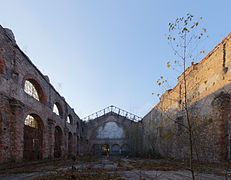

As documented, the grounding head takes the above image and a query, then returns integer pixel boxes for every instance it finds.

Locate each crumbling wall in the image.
[84,112,135,155]
[0,25,84,163]
[143,33,231,162]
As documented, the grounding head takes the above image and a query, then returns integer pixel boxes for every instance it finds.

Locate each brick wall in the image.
[142,33,231,162]
[0,25,85,163]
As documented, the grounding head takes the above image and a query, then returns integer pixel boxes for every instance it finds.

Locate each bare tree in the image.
[154,13,208,180]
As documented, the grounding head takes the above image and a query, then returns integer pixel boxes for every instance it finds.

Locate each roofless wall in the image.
[142,33,231,162]
[0,25,85,162]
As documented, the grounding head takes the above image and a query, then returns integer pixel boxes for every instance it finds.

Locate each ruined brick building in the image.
[0,26,84,163]
[0,24,231,163]
[83,105,141,156]
[142,33,231,162]
[0,25,141,163]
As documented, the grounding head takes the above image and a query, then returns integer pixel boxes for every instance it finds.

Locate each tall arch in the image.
[54,126,63,158]
[68,132,73,157]
[212,92,231,160]
[23,114,43,161]
[23,75,46,104]
[111,144,120,155]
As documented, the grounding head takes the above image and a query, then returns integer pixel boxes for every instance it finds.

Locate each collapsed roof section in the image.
[82,105,142,122]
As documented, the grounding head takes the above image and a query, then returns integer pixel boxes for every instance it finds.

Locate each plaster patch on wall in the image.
[96,122,124,139]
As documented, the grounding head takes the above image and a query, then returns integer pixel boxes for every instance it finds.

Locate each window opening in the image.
[53,104,60,116]
[24,115,38,128]
[67,115,71,124]
[24,80,39,101]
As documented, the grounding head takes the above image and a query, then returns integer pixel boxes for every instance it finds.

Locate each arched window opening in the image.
[24,80,39,101]
[53,102,63,118]
[53,104,60,116]
[24,114,39,128]
[23,114,43,161]
[67,115,73,124]
[111,144,120,155]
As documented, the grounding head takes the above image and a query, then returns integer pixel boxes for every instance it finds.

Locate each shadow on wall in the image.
[143,83,231,162]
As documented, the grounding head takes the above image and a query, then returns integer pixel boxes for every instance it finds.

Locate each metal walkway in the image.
[82,105,142,122]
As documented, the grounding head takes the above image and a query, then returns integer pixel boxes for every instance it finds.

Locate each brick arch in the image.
[110,143,121,149]
[53,101,64,118]
[68,132,73,156]
[110,144,121,155]
[111,143,121,147]
[89,120,123,140]
[211,91,231,107]
[54,125,63,158]
[211,92,231,161]
[23,113,44,161]
[22,74,47,104]
[22,109,46,127]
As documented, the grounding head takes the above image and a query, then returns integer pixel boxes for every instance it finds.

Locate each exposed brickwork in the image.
[0,25,84,163]
[142,33,231,162]
[1,23,230,163]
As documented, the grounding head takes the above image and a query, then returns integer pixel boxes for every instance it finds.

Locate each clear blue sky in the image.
[0,0,230,118]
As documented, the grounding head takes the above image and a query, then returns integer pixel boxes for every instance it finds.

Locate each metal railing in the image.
[82,105,142,122]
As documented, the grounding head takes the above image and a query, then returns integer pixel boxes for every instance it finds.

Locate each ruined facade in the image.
[83,105,141,155]
[0,26,84,163]
[142,33,231,162]
[1,23,231,164]
[0,26,141,163]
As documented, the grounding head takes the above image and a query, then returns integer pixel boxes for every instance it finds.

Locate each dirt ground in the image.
[0,157,230,180]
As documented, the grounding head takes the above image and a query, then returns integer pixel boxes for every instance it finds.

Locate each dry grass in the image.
[1,157,230,178]
[33,168,125,180]
[129,159,231,176]
[0,156,101,174]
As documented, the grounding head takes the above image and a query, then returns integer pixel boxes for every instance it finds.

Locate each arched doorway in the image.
[54,126,62,158]
[23,114,43,161]
[111,144,120,155]
[68,132,73,157]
